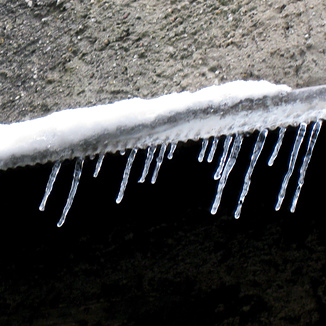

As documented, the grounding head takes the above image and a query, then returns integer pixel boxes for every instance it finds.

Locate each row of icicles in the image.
[39,120,322,227]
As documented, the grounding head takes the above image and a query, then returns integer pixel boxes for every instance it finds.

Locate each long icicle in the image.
[39,160,62,211]
[138,146,156,183]
[57,157,84,227]
[151,143,167,184]
[234,129,268,219]
[268,127,286,166]
[275,123,307,211]
[290,120,322,212]
[214,135,233,180]
[168,142,177,160]
[116,148,138,203]
[211,134,243,215]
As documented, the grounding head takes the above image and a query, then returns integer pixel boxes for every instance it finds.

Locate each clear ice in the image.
[268,127,286,166]
[93,154,105,178]
[214,135,233,180]
[275,123,307,211]
[234,129,268,219]
[207,137,219,163]
[198,139,209,162]
[39,160,62,211]
[57,157,84,227]
[211,134,243,215]
[116,148,138,203]
[138,146,156,183]
[290,120,322,212]
[151,143,167,184]
[168,142,177,160]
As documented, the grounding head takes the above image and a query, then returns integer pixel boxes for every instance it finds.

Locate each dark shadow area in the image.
[1,123,326,325]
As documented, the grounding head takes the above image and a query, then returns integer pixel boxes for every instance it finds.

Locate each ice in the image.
[268,127,286,166]
[290,121,322,212]
[198,139,209,162]
[168,142,177,160]
[138,146,156,183]
[207,137,219,163]
[57,157,84,227]
[151,143,167,184]
[214,135,233,180]
[39,160,62,211]
[116,148,138,203]
[234,129,268,219]
[275,123,307,211]
[93,154,105,178]
[211,134,243,215]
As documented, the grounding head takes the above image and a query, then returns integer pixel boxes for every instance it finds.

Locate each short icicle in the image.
[214,135,233,180]
[138,146,156,183]
[290,120,322,212]
[39,160,62,211]
[234,129,268,219]
[198,139,209,162]
[211,134,243,215]
[151,143,167,184]
[275,123,307,211]
[93,154,105,178]
[116,148,138,203]
[57,157,84,227]
[268,127,286,166]
[207,137,219,163]
[167,142,177,160]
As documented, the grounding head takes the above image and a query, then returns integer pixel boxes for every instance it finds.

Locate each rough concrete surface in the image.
[1,0,326,325]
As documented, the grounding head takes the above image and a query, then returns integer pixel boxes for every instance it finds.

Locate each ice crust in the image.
[0,80,292,170]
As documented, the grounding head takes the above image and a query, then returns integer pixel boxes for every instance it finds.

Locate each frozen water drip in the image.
[116,148,138,203]
[207,137,219,163]
[93,154,105,178]
[275,123,307,211]
[211,134,243,215]
[214,135,233,180]
[290,120,322,212]
[268,127,286,166]
[151,144,167,184]
[57,157,84,227]
[39,160,62,211]
[198,139,209,162]
[139,146,156,183]
[234,129,268,219]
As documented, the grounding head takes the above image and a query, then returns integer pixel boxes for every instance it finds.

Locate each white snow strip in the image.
[0,80,325,171]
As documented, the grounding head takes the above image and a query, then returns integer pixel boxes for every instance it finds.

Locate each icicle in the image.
[207,137,219,163]
[93,154,105,178]
[275,123,307,211]
[138,146,156,183]
[234,129,268,219]
[198,138,209,162]
[39,160,62,211]
[290,121,322,212]
[116,148,138,204]
[168,142,177,160]
[211,134,243,215]
[120,150,125,156]
[57,157,84,227]
[268,127,286,166]
[151,143,167,184]
[214,135,233,180]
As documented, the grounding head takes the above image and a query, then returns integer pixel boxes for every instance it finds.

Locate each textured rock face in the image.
[1,1,326,325]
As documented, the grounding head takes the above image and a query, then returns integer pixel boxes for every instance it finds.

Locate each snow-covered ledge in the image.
[1,80,325,226]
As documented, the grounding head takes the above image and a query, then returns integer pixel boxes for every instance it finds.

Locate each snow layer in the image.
[0,80,325,170]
